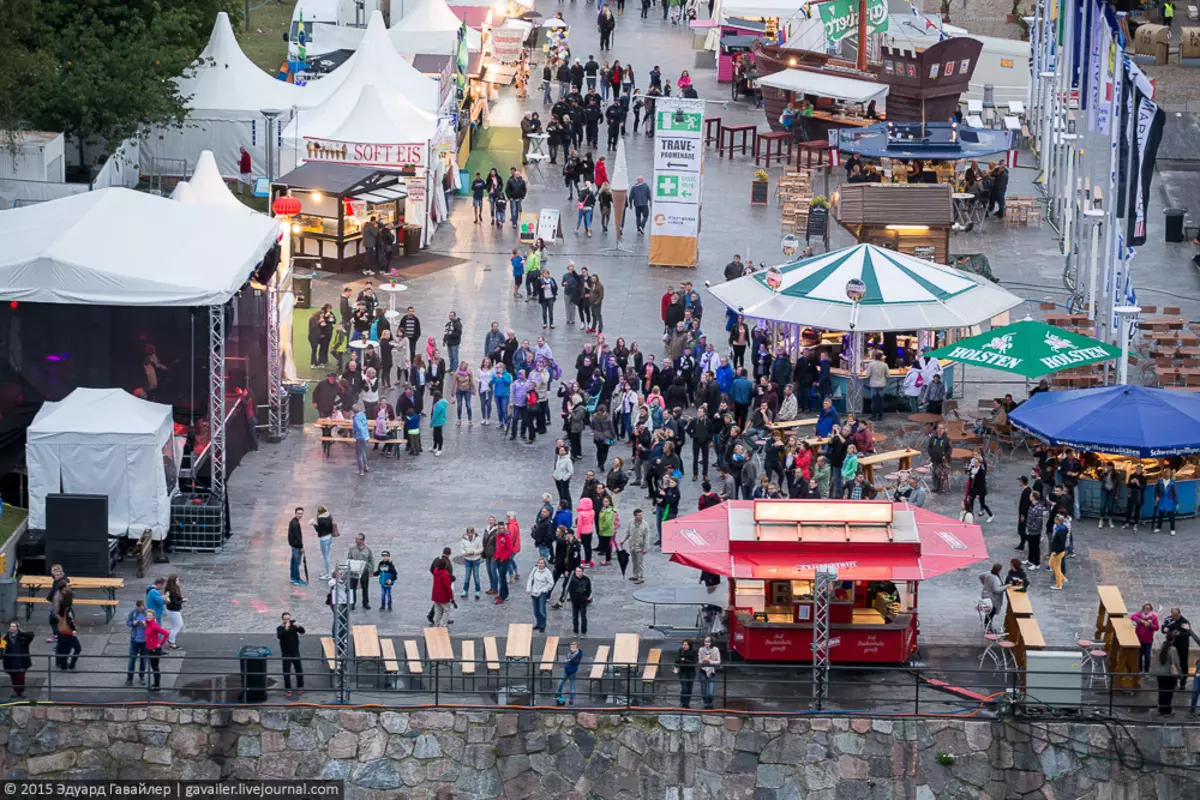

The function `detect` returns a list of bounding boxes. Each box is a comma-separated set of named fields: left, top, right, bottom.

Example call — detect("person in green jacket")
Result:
left=524, top=247, right=542, bottom=301
left=840, top=444, right=859, bottom=488
left=812, top=455, right=831, bottom=498
left=596, top=495, right=618, bottom=565
left=431, top=392, right=449, bottom=456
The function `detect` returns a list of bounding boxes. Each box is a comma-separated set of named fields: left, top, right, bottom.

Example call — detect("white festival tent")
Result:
left=187, top=150, right=252, bottom=210
left=27, top=389, right=179, bottom=539
left=304, top=11, right=441, bottom=113
left=142, top=12, right=303, bottom=178
left=390, top=0, right=483, bottom=55
left=0, top=188, right=278, bottom=306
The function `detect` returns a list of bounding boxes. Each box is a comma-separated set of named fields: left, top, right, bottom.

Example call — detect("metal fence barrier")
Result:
left=9, top=652, right=1199, bottom=722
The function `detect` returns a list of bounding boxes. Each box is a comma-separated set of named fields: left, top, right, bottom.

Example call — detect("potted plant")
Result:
left=810, top=195, right=830, bottom=209
left=751, top=169, right=769, bottom=204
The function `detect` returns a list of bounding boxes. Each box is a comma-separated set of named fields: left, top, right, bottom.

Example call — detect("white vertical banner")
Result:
left=1087, top=0, right=1103, bottom=132
left=649, top=97, right=705, bottom=268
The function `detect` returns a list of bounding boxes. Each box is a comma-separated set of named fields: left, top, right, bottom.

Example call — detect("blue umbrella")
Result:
left=1009, top=385, right=1200, bottom=458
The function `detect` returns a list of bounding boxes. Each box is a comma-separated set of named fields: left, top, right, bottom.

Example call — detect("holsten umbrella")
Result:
left=925, top=318, right=1121, bottom=378
left=1008, top=385, right=1200, bottom=457
left=707, top=243, right=1024, bottom=332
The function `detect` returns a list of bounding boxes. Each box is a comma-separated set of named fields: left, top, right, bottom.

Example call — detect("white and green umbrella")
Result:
left=925, top=318, right=1121, bottom=378
left=708, top=243, right=1025, bottom=332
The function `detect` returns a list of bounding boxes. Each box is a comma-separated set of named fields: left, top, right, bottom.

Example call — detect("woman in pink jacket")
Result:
left=575, top=497, right=596, bottom=568
left=505, top=512, right=522, bottom=584
left=143, top=610, right=170, bottom=691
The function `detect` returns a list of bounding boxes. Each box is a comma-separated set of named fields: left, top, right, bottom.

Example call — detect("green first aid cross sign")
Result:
left=657, top=110, right=702, bottom=132
left=655, top=174, right=698, bottom=201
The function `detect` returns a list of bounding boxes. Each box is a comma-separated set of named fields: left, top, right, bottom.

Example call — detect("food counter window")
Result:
left=367, top=201, right=398, bottom=228
left=735, top=579, right=766, bottom=614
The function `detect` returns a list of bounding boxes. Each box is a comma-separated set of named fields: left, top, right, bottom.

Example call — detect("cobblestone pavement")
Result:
left=50, top=1, right=1200, bottom=672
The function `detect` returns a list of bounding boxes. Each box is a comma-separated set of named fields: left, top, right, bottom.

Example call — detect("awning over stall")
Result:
left=758, top=68, right=888, bottom=104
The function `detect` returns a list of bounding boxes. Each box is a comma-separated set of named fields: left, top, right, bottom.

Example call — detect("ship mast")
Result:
left=856, top=0, right=868, bottom=71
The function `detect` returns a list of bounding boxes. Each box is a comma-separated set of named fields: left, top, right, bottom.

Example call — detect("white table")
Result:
left=349, top=339, right=378, bottom=351
left=952, top=192, right=977, bottom=230
left=1007, top=100, right=1026, bottom=115
left=377, top=282, right=408, bottom=312
left=1003, top=115, right=1022, bottom=131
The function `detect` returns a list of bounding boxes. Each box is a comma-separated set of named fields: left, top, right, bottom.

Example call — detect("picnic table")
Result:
left=857, top=448, right=920, bottom=483
left=908, top=413, right=943, bottom=425
left=424, top=626, right=454, bottom=662
left=768, top=417, right=818, bottom=431
left=505, top=623, right=534, bottom=662
left=19, top=576, right=124, bottom=623
left=352, top=625, right=381, bottom=659
left=612, top=633, right=640, bottom=667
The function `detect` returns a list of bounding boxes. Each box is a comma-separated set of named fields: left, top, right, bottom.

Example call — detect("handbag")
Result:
left=57, top=615, right=72, bottom=636
left=332, top=522, right=341, bottom=538
left=577, top=201, right=585, bottom=211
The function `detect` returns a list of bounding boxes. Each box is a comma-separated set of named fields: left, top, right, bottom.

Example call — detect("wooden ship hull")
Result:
left=754, top=36, right=984, bottom=130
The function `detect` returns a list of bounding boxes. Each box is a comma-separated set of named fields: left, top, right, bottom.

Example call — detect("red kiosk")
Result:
left=662, top=500, right=988, bottom=663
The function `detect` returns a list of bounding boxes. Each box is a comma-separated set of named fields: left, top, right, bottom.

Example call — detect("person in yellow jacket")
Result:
left=595, top=495, right=619, bottom=565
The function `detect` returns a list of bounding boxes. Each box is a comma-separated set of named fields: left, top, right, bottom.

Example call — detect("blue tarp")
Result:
left=1008, top=385, right=1200, bottom=458
left=834, top=122, right=1012, bottom=161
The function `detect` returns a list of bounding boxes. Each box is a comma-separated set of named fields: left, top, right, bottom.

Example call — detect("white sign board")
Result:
left=651, top=202, right=700, bottom=237
left=303, top=139, right=427, bottom=168
left=536, top=208, right=562, bottom=242
left=649, top=97, right=705, bottom=268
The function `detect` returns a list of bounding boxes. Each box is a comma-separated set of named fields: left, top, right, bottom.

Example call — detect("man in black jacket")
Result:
left=605, top=101, right=625, bottom=151
left=556, top=62, right=571, bottom=100
left=562, top=263, right=581, bottom=327
left=583, top=55, right=600, bottom=91
left=505, top=168, right=528, bottom=229
left=339, top=286, right=354, bottom=324
left=397, top=306, right=422, bottom=364
left=442, top=311, right=463, bottom=369
left=584, top=99, right=603, bottom=150
left=570, top=59, right=585, bottom=92
left=276, top=613, right=305, bottom=697
left=566, top=567, right=592, bottom=635
left=687, top=406, right=716, bottom=481
left=723, top=255, right=744, bottom=281
left=288, top=507, right=306, bottom=585
left=1016, top=476, right=1032, bottom=553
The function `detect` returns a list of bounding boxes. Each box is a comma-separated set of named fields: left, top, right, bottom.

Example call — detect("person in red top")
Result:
left=238, top=146, right=252, bottom=194
left=494, top=523, right=516, bottom=604
left=431, top=558, right=456, bottom=626
left=660, top=286, right=674, bottom=329
left=505, top=511, right=522, bottom=584
left=143, top=610, right=170, bottom=691
left=594, top=156, right=609, bottom=188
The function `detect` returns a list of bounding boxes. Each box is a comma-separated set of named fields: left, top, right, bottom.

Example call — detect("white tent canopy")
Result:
left=303, top=11, right=440, bottom=112
left=390, top=0, right=483, bottom=55
left=708, top=244, right=1024, bottom=331
left=719, top=0, right=810, bottom=18
left=27, top=389, right=177, bottom=539
left=757, top=69, right=889, bottom=104
left=142, top=12, right=302, bottom=177
left=187, top=150, right=250, bottom=210
left=0, top=188, right=278, bottom=306
left=282, top=83, right=438, bottom=171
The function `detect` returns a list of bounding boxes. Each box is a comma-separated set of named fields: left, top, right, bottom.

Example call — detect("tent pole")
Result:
left=209, top=304, right=227, bottom=536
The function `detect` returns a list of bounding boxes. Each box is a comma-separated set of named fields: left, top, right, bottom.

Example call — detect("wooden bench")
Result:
left=858, top=448, right=920, bottom=484
left=483, top=636, right=502, bottom=674
left=640, top=648, right=662, bottom=699
left=19, top=596, right=120, bottom=623
left=403, top=639, right=424, bottom=687
left=588, top=644, right=611, bottom=699
left=380, top=638, right=401, bottom=685
left=460, top=640, right=477, bottom=689
left=318, top=436, right=406, bottom=446
left=351, top=624, right=384, bottom=688
left=20, top=575, right=125, bottom=624
left=320, top=637, right=337, bottom=671
left=506, top=623, right=534, bottom=662
left=539, top=636, right=560, bottom=674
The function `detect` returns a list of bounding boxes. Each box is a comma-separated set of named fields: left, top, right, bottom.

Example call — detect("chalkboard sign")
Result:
left=806, top=205, right=829, bottom=241
left=750, top=179, right=769, bottom=206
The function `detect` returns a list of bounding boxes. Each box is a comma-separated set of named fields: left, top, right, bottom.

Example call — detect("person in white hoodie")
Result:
left=902, top=364, right=923, bottom=412
left=460, top=527, right=485, bottom=600
left=526, top=557, right=556, bottom=632
left=553, top=445, right=576, bottom=505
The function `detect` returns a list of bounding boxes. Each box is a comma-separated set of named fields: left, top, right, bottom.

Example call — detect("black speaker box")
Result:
left=45, top=494, right=111, bottom=577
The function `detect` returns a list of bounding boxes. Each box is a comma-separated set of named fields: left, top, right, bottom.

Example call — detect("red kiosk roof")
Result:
left=662, top=500, right=987, bottom=582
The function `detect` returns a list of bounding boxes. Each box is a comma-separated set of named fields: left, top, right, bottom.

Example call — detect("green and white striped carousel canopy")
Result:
left=708, top=243, right=1025, bottom=332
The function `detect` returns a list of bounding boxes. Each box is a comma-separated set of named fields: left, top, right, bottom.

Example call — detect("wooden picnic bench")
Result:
left=403, top=639, right=424, bottom=686
left=380, top=639, right=401, bottom=684
left=351, top=624, right=384, bottom=687
left=539, top=636, right=560, bottom=674
left=483, top=636, right=502, bottom=673
left=858, top=448, right=920, bottom=484
left=460, top=640, right=477, bottom=687
left=589, top=644, right=611, bottom=698
left=505, top=623, right=534, bottom=662
left=767, top=417, right=818, bottom=431
left=19, top=576, right=125, bottom=623
left=640, top=648, right=663, bottom=700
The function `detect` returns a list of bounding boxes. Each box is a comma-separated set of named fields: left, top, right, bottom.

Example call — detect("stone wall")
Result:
left=3, top=705, right=1199, bottom=799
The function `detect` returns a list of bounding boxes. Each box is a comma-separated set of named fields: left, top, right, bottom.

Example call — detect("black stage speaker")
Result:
left=44, top=493, right=111, bottom=577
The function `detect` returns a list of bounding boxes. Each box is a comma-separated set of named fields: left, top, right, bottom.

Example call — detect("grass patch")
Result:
left=0, top=504, right=28, bottom=550
left=240, top=0, right=298, bottom=75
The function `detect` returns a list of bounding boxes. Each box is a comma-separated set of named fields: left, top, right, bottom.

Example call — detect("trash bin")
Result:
left=403, top=224, right=422, bottom=256
left=458, top=168, right=471, bottom=196
left=286, top=384, right=308, bottom=428
left=238, top=645, right=271, bottom=703
left=1165, top=208, right=1187, bottom=243
left=292, top=273, right=312, bottom=309
left=0, top=577, right=17, bottom=623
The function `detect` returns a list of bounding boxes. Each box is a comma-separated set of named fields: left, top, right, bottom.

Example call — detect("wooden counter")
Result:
left=729, top=611, right=916, bottom=662
left=1107, top=617, right=1141, bottom=690
left=1013, top=617, right=1045, bottom=672
left=1004, top=586, right=1032, bottom=637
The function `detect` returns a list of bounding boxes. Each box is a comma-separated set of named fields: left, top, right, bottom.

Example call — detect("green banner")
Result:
left=818, top=0, right=889, bottom=45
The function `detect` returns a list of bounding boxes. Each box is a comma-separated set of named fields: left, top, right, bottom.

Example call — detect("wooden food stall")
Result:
left=836, top=183, right=954, bottom=264
left=271, top=163, right=408, bottom=274
left=662, top=499, right=988, bottom=663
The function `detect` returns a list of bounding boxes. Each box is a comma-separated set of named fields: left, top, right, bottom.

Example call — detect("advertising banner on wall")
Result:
left=817, top=0, right=889, bottom=45
left=649, top=97, right=704, bottom=268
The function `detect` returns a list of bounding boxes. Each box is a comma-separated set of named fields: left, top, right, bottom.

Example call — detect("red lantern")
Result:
left=272, top=195, right=302, bottom=217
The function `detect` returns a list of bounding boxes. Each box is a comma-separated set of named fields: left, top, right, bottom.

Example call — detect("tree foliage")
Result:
left=0, top=0, right=241, bottom=158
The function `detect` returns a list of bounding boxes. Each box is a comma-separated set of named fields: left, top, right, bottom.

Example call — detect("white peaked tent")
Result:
left=303, top=11, right=441, bottom=112
left=27, top=389, right=178, bottom=539
left=282, top=82, right=438, bottom=171
left=187, top=150, right=250, bottom=210
left=390, top=0, right=483, bottom=55
left=0, top=188, right=278, bottom=306
left=170, top=181, right=198, bottom=204
left=142, top=12, right=302, bottom=177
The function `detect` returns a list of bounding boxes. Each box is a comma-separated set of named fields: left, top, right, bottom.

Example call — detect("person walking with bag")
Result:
left=53, top=590, right=81, bottom=670
left=526, top=557, right=556, bottom=632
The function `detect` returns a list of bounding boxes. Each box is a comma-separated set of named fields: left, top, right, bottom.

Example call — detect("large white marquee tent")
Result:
left=142, top=12, right=302, bottom=178
left=27, top=389, right=179, bottom=539
left=390, top=0, right=483, bottom=55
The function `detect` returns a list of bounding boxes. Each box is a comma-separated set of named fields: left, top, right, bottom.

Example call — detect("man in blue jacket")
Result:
left=352, top=405, right=370, bottom=476
left=730, top=368, right=754, bottom=428
left=816, top=397, right=840, bottom=438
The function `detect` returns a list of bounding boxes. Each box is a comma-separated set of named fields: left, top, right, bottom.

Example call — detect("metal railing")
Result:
left=10, top=652, right=1200, bottom=722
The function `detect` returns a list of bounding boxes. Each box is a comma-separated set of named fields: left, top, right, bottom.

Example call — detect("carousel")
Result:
left=708, top=243, right=1026, bottom=412
left=661, top=499, right=989, bottom=663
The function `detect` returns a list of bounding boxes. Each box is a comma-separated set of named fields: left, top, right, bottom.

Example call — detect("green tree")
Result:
left=0, top=0, right=241, bottom=163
